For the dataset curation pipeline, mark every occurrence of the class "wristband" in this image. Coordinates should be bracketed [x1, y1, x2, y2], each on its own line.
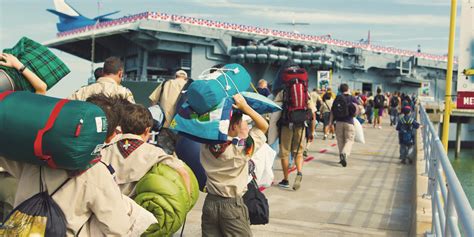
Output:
[18, 65, 26, 73]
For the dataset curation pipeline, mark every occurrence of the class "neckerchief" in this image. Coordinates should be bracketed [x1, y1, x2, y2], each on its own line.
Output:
[117, 139, 144, 159]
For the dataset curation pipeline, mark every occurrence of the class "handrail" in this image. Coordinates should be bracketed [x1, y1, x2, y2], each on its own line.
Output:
[419, 104, 474, 237]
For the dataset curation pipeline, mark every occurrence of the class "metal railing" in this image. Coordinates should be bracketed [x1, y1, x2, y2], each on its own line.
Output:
[419, 104, 474, 237]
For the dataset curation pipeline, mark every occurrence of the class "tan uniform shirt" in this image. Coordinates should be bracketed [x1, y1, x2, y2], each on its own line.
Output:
[200, 128, 266, 198]
[0, 156, 135, 236]
[100, 133, 184, 197]
[320, 99, 334, 114]
[68, 77, 135, 103]
[149, 79, 187, 128]
[309, 91, 322, 106]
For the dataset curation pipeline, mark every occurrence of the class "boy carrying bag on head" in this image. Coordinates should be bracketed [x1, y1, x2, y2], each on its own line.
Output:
[200, 94, 268, 237]
[396, 106, 420, 164]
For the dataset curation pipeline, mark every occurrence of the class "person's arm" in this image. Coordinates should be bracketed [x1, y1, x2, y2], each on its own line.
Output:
[160, 157, 191, 195]
[0, 53, 47, 94]
[86, 169, 134, 235]
[233, 94, 268, 133]
[148, 83, 163, 106]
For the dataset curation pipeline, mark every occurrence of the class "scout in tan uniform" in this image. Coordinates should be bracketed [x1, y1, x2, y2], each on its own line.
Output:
[0, 95, 147, 236]
[69, 56, 135, 103]
[100, 103, 191, 197]
[274, 90, 316, 190]
[148, 70, 188, 154]
[200, 94, 268, 237]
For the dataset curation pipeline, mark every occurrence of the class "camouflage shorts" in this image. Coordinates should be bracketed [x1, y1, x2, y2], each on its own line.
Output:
[156, 128, 178, 155]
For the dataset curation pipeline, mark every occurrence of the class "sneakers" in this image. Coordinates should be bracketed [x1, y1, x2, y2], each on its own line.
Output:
[339, 153, 347, 167]
[323, 134, 327, 140]
[278, 179, 290, 188]
[303, 150, 308, 158]
[401, 159, 406, 164]
[331, 134, 335, 139]
[408, 159, 413, 164]
[293, 172, 303, 191]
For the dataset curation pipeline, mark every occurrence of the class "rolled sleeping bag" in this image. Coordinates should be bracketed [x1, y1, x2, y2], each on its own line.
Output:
[0, 91, 107, 171]
[187, 64, 250, 114]
[135, 163, 199, 237]
[175, 135, 206, 191]
[1, 37, 70, 92]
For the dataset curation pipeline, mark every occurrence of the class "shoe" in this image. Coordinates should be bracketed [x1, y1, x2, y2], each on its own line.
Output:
[340, 153, 347, 167]
[278, 179, 290, 188]
[293, 173, 303, 191]
[378, 126, 382, 129]
[323, 134, 327, 140]
[331, 134, 335, 139]
[408, 159, 413, 164]
[401, 159, 406, 164]
[303, 151, 308, 158]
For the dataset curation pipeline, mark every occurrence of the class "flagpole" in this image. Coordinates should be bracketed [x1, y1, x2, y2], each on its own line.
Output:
[441, 0, 457, 151]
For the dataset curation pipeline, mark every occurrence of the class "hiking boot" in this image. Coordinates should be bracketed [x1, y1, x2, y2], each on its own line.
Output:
[340, 153, 347, 167]
[293, 173, 303, 191]
[278, 179, 290, 188]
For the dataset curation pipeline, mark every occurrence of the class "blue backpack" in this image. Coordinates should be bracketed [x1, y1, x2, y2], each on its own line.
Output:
[399, 116, 415, 144]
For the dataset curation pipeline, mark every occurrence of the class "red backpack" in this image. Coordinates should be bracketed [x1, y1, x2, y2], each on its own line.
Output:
[280, 66, 310, 124]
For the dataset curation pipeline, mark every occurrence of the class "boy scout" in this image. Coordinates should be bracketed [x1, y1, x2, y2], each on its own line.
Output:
[100, 102, 191, 196]
[200, 94, 268, 237]
[0, 95, 144, 236]
[148, 70, 188, 154]
[69, 56, 135, 103]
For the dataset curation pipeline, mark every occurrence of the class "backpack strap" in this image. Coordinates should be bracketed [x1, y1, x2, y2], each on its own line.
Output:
[50, 177, 72, 197]
[34, 99, 70, 169]
[158, 80, 170, 103]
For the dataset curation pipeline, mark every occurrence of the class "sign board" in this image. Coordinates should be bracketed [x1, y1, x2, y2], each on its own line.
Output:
[456, 0, 474, 109]
[317, 70, 332, 91]
[420, 81, 431, 96]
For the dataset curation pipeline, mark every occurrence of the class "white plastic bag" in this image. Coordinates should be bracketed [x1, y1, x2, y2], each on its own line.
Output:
[267, 102, 282, 145]
[251, 144, 277, 187]
[354, 118, 365, 144]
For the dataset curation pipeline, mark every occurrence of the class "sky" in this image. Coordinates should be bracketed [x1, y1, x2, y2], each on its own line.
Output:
[0, 0, 462, 98]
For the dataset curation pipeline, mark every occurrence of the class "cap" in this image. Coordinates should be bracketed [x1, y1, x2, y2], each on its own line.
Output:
[175, 70, 188, 78]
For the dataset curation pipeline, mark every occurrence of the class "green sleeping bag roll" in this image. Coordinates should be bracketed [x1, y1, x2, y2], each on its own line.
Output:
[0, 37, 70, 92]
[0, 91, 107, 171]
[135, 163, 199, 237]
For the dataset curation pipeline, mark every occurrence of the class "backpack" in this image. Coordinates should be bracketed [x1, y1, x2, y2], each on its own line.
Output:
[374, 95, 384, 108]
[390, 96, 399, 107]
[333, 95, 355, 120]
[0, 168, 69, 236]
[243, 164, 269, 225]
[280, 66, 310, 124]
[399, 116, 415, 144]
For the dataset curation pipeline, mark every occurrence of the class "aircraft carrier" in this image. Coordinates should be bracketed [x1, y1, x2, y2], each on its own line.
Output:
[44, 11, 457, 105]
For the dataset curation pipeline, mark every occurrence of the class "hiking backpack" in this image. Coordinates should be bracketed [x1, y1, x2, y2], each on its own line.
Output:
[390, 96, 399, 107]
[333, 95, 355, 120]
[399, 116, 415, 144]
[374, 95, 384, 108]
[280, 66, 310, 124]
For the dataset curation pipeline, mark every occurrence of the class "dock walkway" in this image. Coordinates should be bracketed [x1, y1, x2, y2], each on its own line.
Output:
[178, 119, 414, 237]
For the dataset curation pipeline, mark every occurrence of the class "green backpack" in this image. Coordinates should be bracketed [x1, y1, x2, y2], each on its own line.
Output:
[0, 91, 107, 171]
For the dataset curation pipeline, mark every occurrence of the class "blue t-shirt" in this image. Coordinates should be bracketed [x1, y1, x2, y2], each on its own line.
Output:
[396, 114, 420, 144]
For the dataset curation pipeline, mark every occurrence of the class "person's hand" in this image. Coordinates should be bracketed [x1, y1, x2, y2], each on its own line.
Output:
[0, 53, 23, 70]
[232, 94, 249, 112]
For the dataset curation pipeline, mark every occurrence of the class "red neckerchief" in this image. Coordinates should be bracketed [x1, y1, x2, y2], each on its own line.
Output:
[117, 139, 144, 159]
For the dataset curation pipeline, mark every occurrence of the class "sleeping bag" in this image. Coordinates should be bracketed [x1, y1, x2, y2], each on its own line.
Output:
[0, 37, 70, 92]
[187, 64, 250, 114]
[134, 163, 199, 237]
[170, 97, 234, 144]
[0, 91, 107, 171]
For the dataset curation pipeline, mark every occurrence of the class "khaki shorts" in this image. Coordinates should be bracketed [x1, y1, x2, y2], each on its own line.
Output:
[279, 125, 306, 159]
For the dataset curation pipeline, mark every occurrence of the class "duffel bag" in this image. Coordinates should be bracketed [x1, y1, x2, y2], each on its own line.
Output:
[0, 37, 70, 92]
[0, 91, 107, 171]
[187, 64, 250, 114]
[170, 97, 234, 144]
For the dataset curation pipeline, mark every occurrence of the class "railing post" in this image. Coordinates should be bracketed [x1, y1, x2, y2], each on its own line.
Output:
[444, 189, 460, 237]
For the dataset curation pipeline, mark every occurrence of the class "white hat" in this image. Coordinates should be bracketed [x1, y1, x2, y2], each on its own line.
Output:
[175, 70, 188, 78]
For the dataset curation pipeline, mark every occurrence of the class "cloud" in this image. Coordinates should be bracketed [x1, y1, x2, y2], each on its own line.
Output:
[395, 0, 451, 6]
[186, 0, 449, 27]
[243, 9, 449, 27]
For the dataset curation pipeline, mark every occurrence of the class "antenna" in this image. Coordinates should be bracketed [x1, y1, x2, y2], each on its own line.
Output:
[276, 15, 310, 33]
[90, 0, 101, 83]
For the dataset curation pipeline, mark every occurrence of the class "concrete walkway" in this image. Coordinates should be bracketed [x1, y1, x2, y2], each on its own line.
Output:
[177, 119, 414, 237]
